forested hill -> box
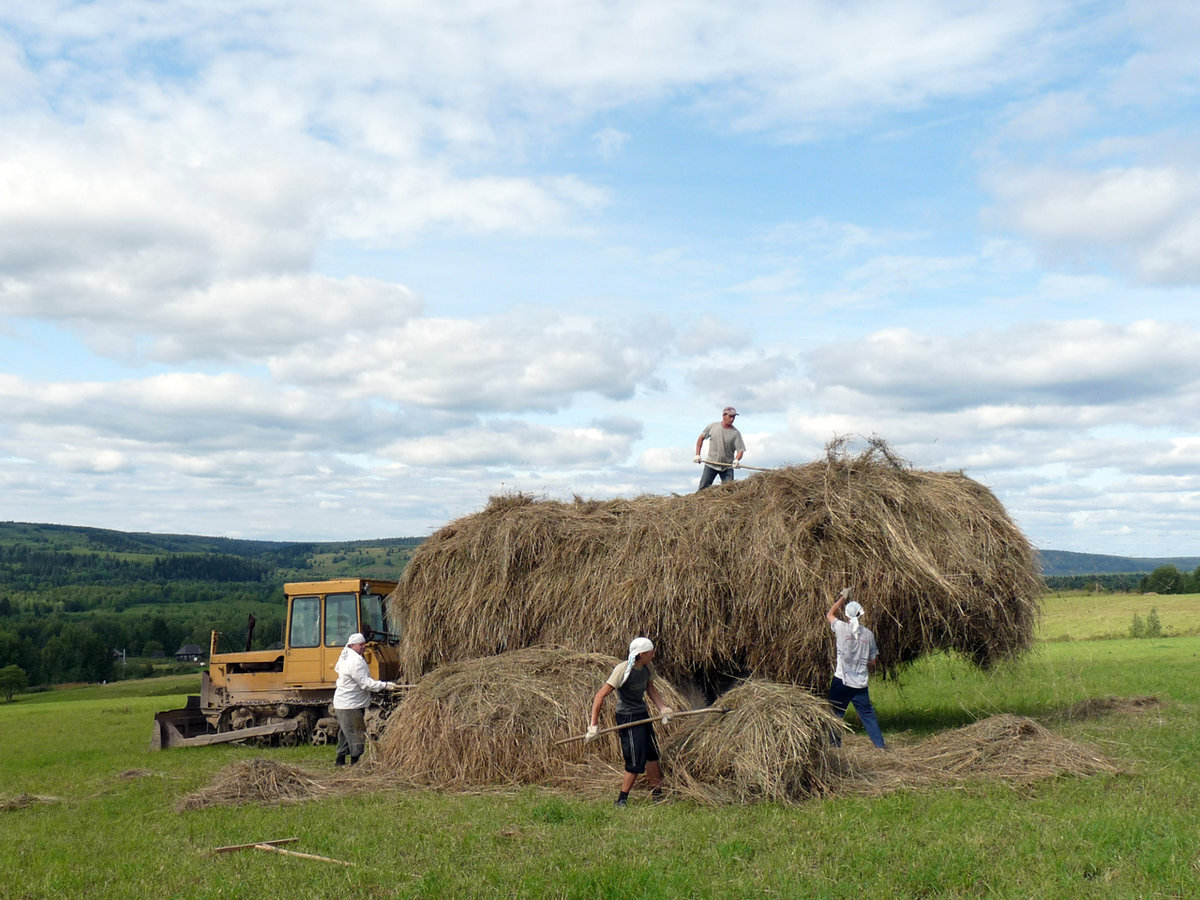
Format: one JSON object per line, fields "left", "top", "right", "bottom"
{"left": 0, "top": 521, "right": 424, "bottom": 688}
{"left": 1038, "top": 549, "right": 1200, "bottom": 577}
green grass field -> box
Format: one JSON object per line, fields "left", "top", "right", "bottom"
{"left": 1039, "top": 590, "right": 1200, "bottom": 640}
{"left": 3, "top": 632, "right": 1199, "bottom": 898}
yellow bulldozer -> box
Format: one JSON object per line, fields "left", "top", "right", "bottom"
{"left": 150, "top": 578, "right": 401, "bottom": 750}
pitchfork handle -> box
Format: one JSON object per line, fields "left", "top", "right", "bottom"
{"left": 555, "top": 706, "right": 730, "bottom": 745}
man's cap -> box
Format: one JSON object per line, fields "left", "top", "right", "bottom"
{"left": 347, "top": 632, "right": 367, "bottom": 645}
{"left": 722, "top": 406, "right": 738, "bottom": 416}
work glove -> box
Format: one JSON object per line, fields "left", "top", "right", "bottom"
{"left": 659, "top": 707, "right": 673, "bottom": 725}
{"left": 693, "top": 455, "right": 702, "bottom": 464}
{"left": 839, "top": 587, "right": 852, "bottom": 600}
{"left": 386, "top": 681, "right": 401, "bottom": 691}
{"left": 733, "top": 459, "right": 741, "bottom": 468}
{"left": 584, "top": 724, "right": 599, "bottom": 743}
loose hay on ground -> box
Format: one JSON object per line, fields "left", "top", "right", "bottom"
{"left": 176, "top": 759, "right": 331, "bottom": 811}
{"left": 663, "top": 680, "right": 846, "bottom": 805}
{"left": 836, "top": 714, "right": 1120, "bottom": 795}
{"left": 390, "top": 439, "right": 1043, "bottom": 695}
{"left": 1, "top": 794, "right": 60, "bottom": 811}
{"left": 376, "top": 647, "right": 687, "bottom": 789}
{"left": 1051, "top": 695, "right": 1161, "bottom": 722}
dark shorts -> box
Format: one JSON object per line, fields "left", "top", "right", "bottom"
{"left": 616, "top": 711, "right": 660, "bottom": 774}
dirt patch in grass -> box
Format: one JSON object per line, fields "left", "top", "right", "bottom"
{"left": 118, "top": 768, "right": 155, "bottom": 780}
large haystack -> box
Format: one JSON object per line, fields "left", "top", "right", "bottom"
{"left": 375, "top": 647, "right": 687, "bottom": 788}
{"left": 390, "top": 440, "right": 1042, "bottom": 694}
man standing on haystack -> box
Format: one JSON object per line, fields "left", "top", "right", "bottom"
{"left": 694, "top": 406, "right": 746, "bottom": 491}
{"left": 826, "top": 589, "right": 887, "bottom": 749}
{"left": 332, "top": 632, "right": 400, "bottom": 766}
{"left": 586, "top": 637, "right": 673, "bottom": 807}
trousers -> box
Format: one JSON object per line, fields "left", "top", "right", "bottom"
{"left": 828, "top": 676, "right": 886, "bottom": 748}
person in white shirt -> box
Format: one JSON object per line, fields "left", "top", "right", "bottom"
{"left": 825, "top": 589, "right": 886, "bottom": 748}
{"left": 332, "top": 632, "right": 399, "bottom": 765}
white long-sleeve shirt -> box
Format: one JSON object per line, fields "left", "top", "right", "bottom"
{"left": 332, "top": 646, "right": 389, "bottom": 710}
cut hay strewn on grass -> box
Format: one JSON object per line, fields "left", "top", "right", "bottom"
{"left": 663, "top": 680, "right": 846, "bottom": 805}
{"left": 175, "top": 759, "right": 329, "bottom": 811}
{"left": 1052, "top": 695, "right": 1161, "bottom": 722}
{"left": 389, "top": 439, "right": 1043, "bottom": 693}
{"left": 376, "top": 647, "right": 687, "bottom": 788}
{"left": 1, "top": 794, "right": 60, "bottom": 812}
{"left": 837, "top": 714, "right": 1120, "bottom": 795}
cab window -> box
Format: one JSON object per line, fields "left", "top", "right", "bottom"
{"left": 289, "top": 595, "right": 320, "bottom": 648}
{"left": 325, "top": 593, "right": 358, "bottom": 646}
{"left": 360, "top": 592, "right": 388, "bottom": 637}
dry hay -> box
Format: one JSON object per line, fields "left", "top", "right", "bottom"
{"left": 836, "top": 714, "right": 1119, "bottom": 795}
{"left": 1, "top": 794, "right": 60, "bottom": 812}
{"left": 376, "top": 647, "right": 687, "bottom": 789}
{"left": 1051, "top": 695, "right": 1161, "bottom": 722}
{"left": 176, "top": 759, "right": 330, "bottom": 811}
{"left": 662, "top": 680, "right": 846, "bottom": 805}
{"left": 389, "top": 439, "right": 1042, "bottom": 694}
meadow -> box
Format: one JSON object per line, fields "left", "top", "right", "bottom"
{"left": 2, "top": 599, "right": 1199, "bottom": 898}
{"left": 1039, "top": 589, "right": 1200, "bottom": 640}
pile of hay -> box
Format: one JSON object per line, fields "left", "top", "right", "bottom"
{"left": 663, "top": 680, "right": 846, "bottom": 805}
{"left": 899, "top": 714, "right": 1120, "bottom": 783}
{"left": 375, "top": 647, "right": 687, "bottom": 788}
{"left": 1051, "top": 695, "right": 1161, "bottom": 722}
{"left": 836, "top": 714, "right": 1120, "bottom": 795}
{"left": 175, "top": 759, "right": 329, "bottom": 811}
{"left": 390, "top": 439, "right": 1042, "bottom": 693}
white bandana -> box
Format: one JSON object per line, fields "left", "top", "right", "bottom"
{"left": 621, "top": 637, "right": 654, "bottom": 685}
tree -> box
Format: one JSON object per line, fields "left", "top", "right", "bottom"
{"left": 0, "top": 664, "right": 28, "bottom": 701}
{"left": 1130, "top": 612, "right": 1145, "bottom": 639}
{"left": 1145, "top": 608, "right": 1163, "bottom": 638}
{"left": 1141, "top": 565, "right": 1182, "bottom": 595}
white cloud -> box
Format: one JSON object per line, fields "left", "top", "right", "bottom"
{"left": 397, "top": 420, "right": 632, "bottom": 468}
{"left": 267, "top": 311, "right": 669, "bottom": 412}
{"left": 592, "top": 127, "right": 630, "bottom": 159}
{"left": 808, "top": 320, "right": 1200, "bottom": 413}
{"left": 986, "top": 164, "right": 1200, "bottom": 285}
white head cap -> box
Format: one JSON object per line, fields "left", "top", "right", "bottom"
{"left": 629, "top": 637, "right": 654, "bottom": 656}
{"left": 347, "top": 632, "right": 367, "bottom": 645}
{"left": 620, "top": 637, "right": 654, "bottom": 685}
{"left": 844, "top": 601, "right": 863, "bottom": 636}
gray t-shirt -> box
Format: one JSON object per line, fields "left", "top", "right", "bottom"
{"left": 831, "top": 620, "right": 878, "bottom": 689}
{"left": 699, "top": 422, "right": 746, "bottom": 465}
{"left": 606, "top": 661, "right": 657, "bottom": 716}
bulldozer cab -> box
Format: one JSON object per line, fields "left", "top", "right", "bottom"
{"left": 284, "top": 579, "right": 399, "bottom": 685}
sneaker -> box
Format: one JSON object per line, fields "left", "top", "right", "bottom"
{"left": 651, "top": 789, "right": 665, "bottom": 803}
{"left": 614, "top": 797, "right": 627, "bottom": 808}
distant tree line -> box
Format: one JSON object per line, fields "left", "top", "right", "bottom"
{"left": 0, "top": 547, "right": 269, "bottom": 590}
{"left": 1043, "top": 565, "right": 1200, "bottom": 594}
{"left": 0, "top": 586, "right": 284, "bottom": 688}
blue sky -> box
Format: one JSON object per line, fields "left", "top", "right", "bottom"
{"left": 2, "top": 1, "right": 1199, "bottom": 556}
